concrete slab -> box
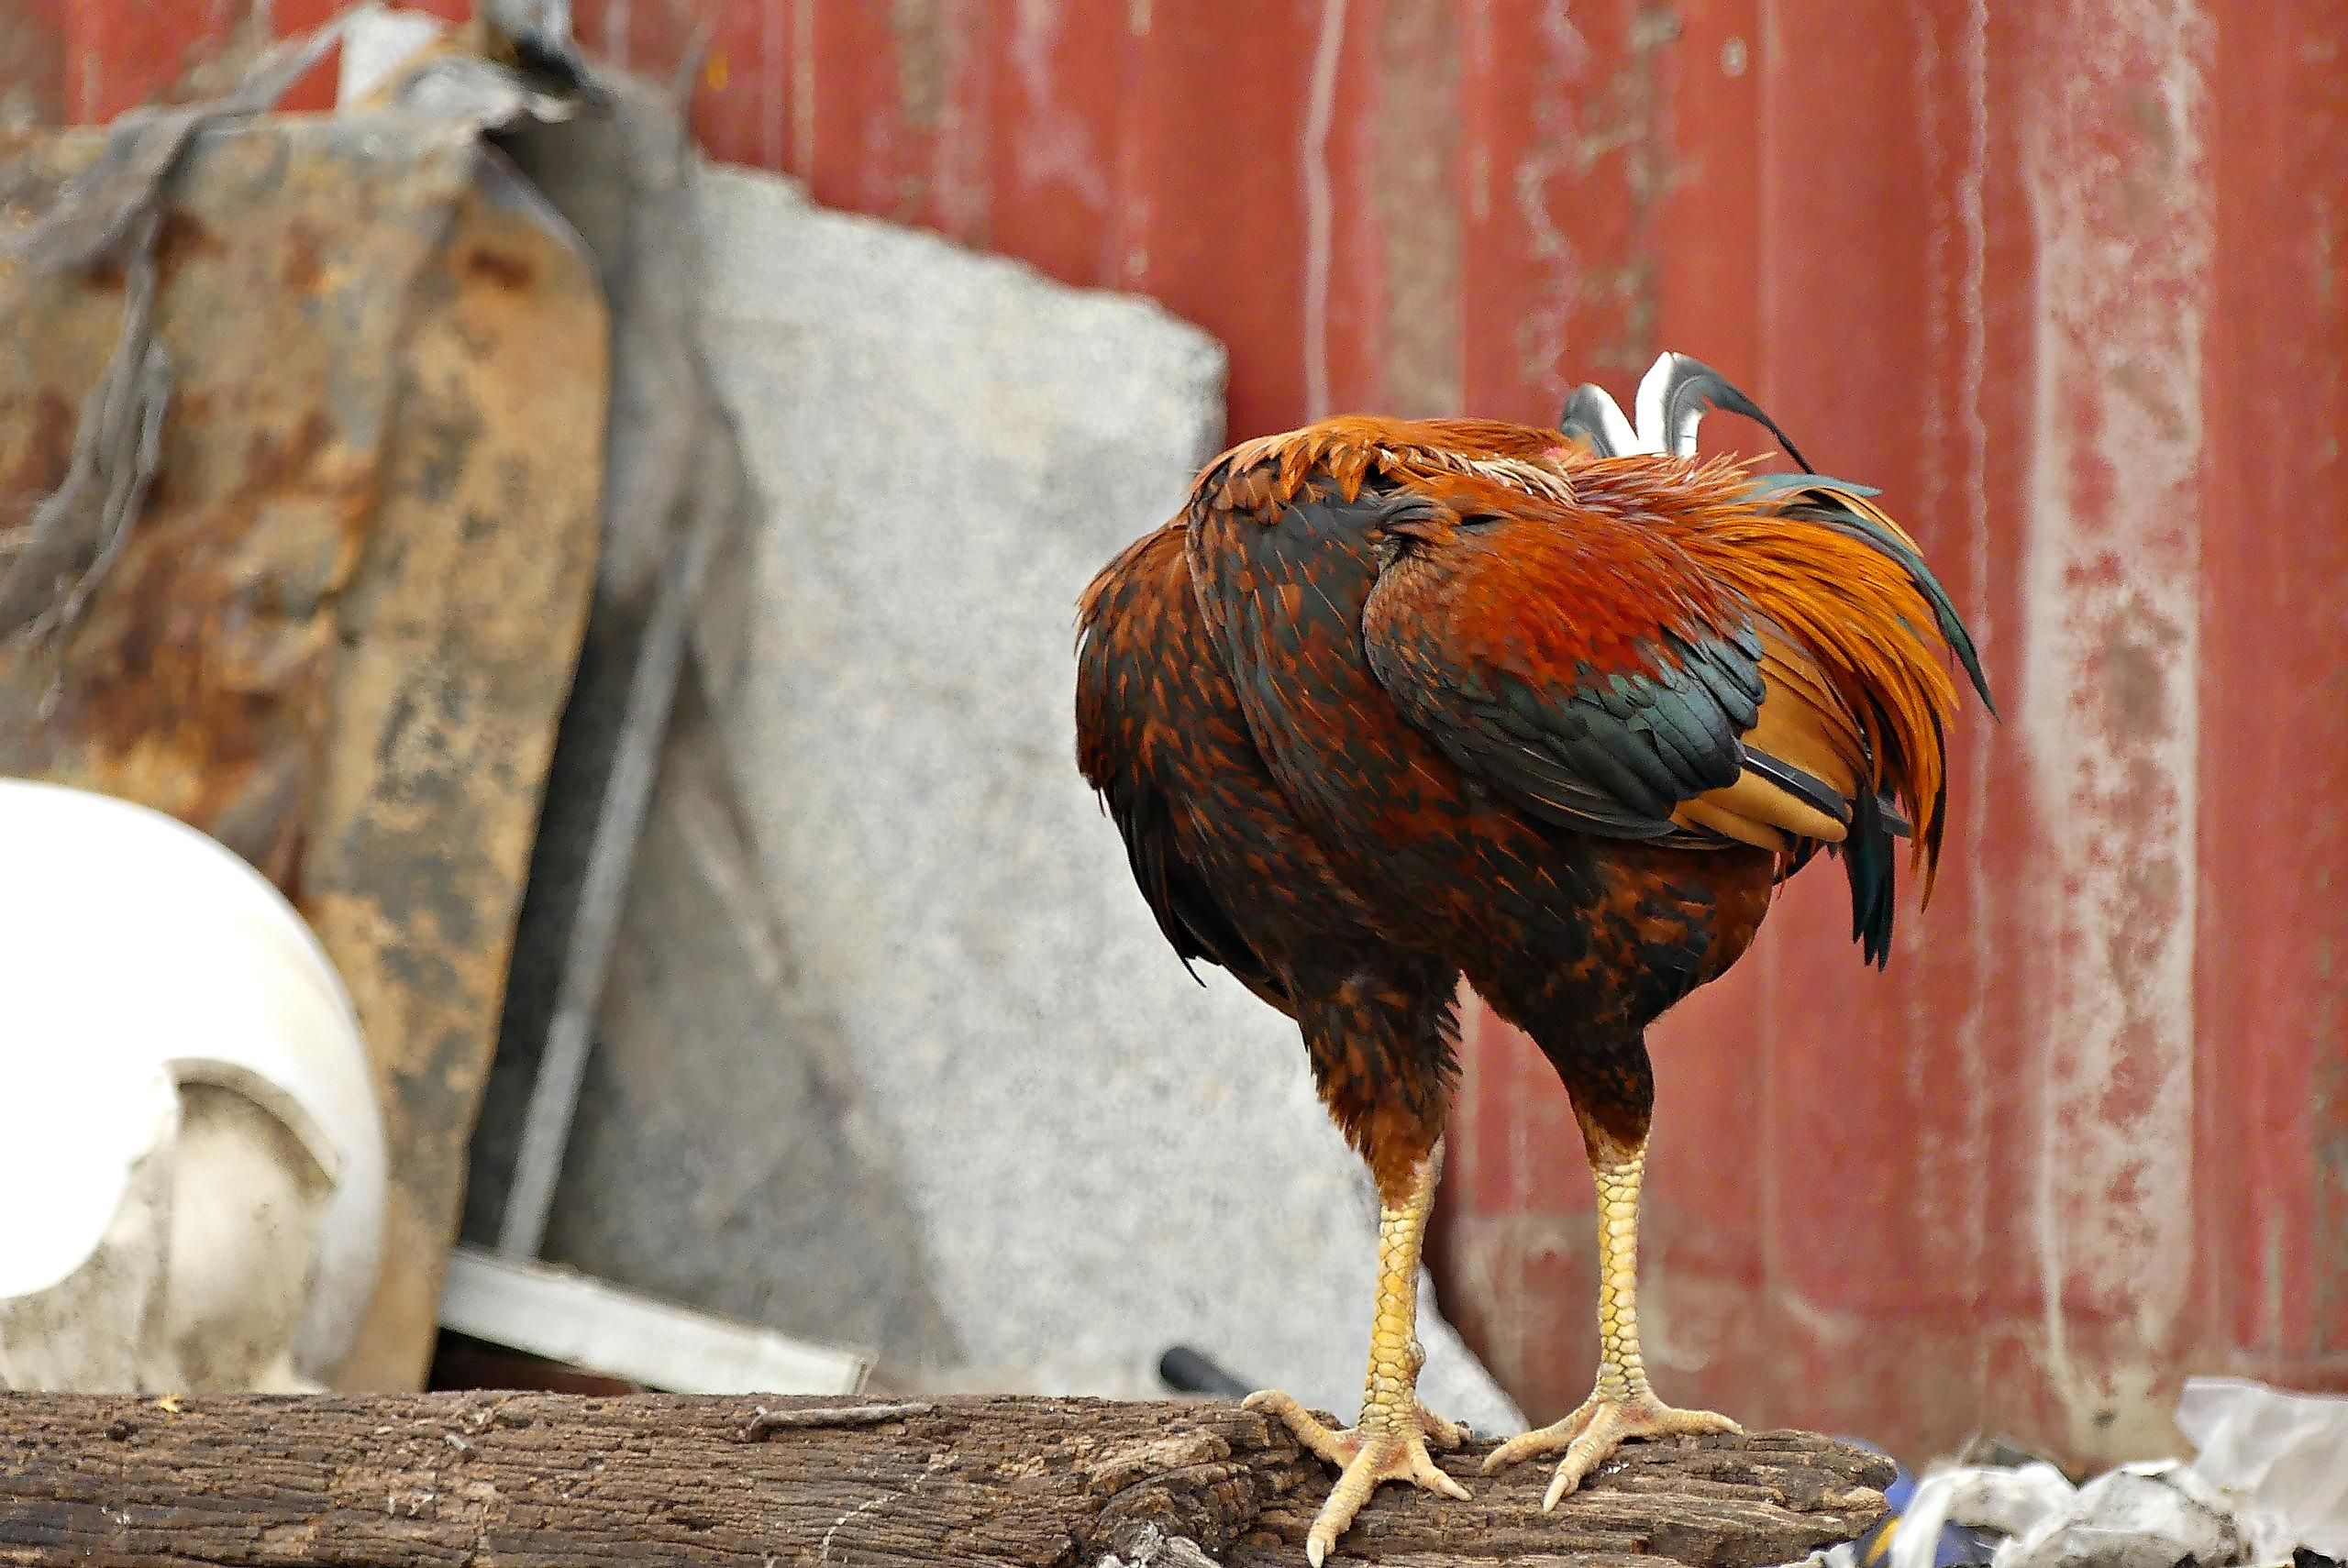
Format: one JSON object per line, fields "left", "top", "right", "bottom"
{"left": 683, "top": 163, "right": 1523, "bottom": 1430}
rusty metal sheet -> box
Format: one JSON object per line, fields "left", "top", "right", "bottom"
{"left": 1445, "top": 0, "right": 2345, "bottom": 1470}
{"left": 28, "top": 0, "right": 2348, "bottom": 1464}
{"left": 0, "top": 116, "right": 606, "bottom": 1388}
{"left": 675, "top": 0, "right": 2345, "bottom": 1470}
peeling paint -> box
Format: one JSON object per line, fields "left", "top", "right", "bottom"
{"left": 2019, "top": 0, "right": 2210, "bottom": 1460}
{"left": 1010, "top": 0, "right": 1109, "bottom": 215}
{"left": 1506, "top": 2, "right": 1678, "bottom": 395}
{"left": 1370, "top": 2, "right": 1461, "bottom": 417}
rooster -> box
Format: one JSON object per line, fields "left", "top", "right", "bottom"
{"left": 1075, "top": 353, "right": 1992, "bottom": 1563}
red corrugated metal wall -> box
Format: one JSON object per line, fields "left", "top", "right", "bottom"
{"left": 16, "top": 0, "right": 2344, "bottom": 1468}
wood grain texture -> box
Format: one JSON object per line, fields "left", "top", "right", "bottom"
{"left": 0, "top": 1393, "right": 1891, "bottom": 1568}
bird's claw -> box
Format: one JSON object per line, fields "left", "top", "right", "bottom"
{"left": 1245, "top": 1389, "right": 1472, "bottom": 1565}
{"left": 1480, "top": 1392, "right": 1740, "bottom": 1510}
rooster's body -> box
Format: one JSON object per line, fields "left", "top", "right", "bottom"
{"left": 1075, "top": 356, "right": 1990, "bottom": 1563}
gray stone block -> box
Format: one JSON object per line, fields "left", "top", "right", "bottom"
{"left": 541, "top": 681, "right": 958, "bottom": 1367}
{"left": 683, "top": 163, "right": 1523, "bottom": 1431}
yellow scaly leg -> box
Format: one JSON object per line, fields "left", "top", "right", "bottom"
{"left": 1479, "top": 1135, "right": 1741, "bottom": 1508}
{"left": 1245, "top": 1141, "right": 1471, "bottom": 1565}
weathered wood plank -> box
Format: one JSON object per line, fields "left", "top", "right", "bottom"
{"left": 0, "top": 1393, "right": 1891, "bottom": 1568}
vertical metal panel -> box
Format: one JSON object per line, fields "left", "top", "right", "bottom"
{"left": 2198, "top": 0, "right": 2348, "bottom": 1378}
{"left": 1752, "top": 0, "right": 2028, "bottom": 1455}
{"left": 2010, "top": 0, "right": 2210, "bottom": 1463}
{"left": 17, "top": 0, "right": 2346, "bottom": 1466}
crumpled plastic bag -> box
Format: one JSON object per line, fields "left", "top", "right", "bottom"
{"left": 2176, "top": 1377, "right": 2348, "bottom": 1563}
{"left": 1986, "top": 1462, "right": 2243, "bottom": 1568}
{"left": 1887, "top": 1463, "right": 2080, "bottom": 1568}
{"left": 1784, "top": 1379, "right": 2347, "bottom": 1568}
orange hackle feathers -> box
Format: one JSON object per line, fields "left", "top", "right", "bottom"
{"left": 1678, "top": 491, "right": 1967, "bottom": 896}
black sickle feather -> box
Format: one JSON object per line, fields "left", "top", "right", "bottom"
{"left": 1651, "top": 354, "right": 1817, "bottom": 472}
{"left": 1558, "top": 383, "right": 1629, "bottom": 456}
{"left": 1843, "top": 774, "right": 1897, "bottom": 968}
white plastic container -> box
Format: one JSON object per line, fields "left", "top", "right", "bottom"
{"left": 0, "top": 777, "right": 387, "bottom": 1392}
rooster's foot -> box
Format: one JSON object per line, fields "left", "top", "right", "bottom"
{"left": 1245, "top": 1388, "right": 1470, "bottom": 1565}
{"left": 1480, "top": 1391, "right": 1740, "bottom": 1510}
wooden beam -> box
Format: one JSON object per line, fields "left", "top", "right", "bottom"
{"left": 0, "top": 1393, "right": 1889, "bottom": 1567}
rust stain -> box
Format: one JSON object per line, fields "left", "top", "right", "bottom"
{"left": 282, "top": 218, "right": 326, "bottom": 293}
{"left": 231, "top": 408, "right": 336, "bottom": 504}
{"left": 0, "top": 387, "right": 74, "bottom": 525}
{"left": 154, "top": 206, "right": 226, "bottom": 275}
{"left": 2097, "top": 607, "right": 2181, "bottom": 735}
{"left": 460, "top": 246, "right": 536, "bottom": 292}
{"left": 1506, "top": 2, "right": 1682, "bottom": 397}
